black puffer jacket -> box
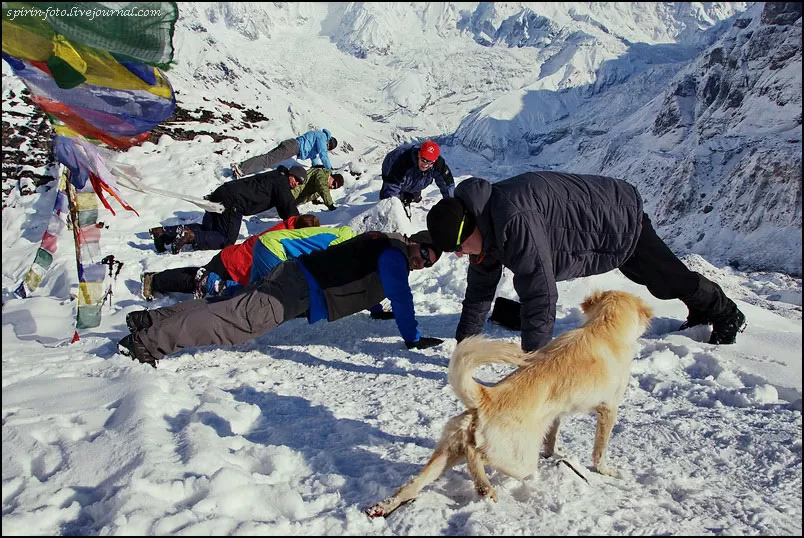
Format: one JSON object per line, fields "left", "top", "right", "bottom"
{"left": 206, "top": 167, "right": 300, "bottom": 219}
{"left": 455, "top": 173, "right": 643, "bottom": 351}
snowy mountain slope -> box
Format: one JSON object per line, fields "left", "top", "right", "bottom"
{"left": 454, "top": 2, "right": 802, "bottom": 275}
{"left": 2, "top": 4, "right": 802, "bottom": 536}
{"left": 6, "top": 1, "right": 798, "bottom": 279}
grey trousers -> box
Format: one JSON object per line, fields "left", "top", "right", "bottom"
{"left": 237, "top": 138, "right": 299, "bottom": 176}
{"left": 136, "top": 261, "right": 310, "bottom": 359}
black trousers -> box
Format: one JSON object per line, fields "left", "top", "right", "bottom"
{"left": 619, "top": 213, "right": 735, "bottom": 319}
{"left": 193, "top": 208, "right": 243, "bottom": 250}
{"left": 160, "top": 208, "right": 243, "bottom": 252}
{"left": 151, "top": 253, "right": 232, "bottom": 295}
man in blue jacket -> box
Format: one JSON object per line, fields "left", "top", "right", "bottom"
{"left": 233, "top": 129, "right": 337, "bottom": 178}
{"left": 426, "top": 173, "right": 747, "bottom": 351}
{"left": 380, "top": 140, "right": 455, "bottom": 206}
{"left": 119, "top": 231, "right": 444, "bottom": 368}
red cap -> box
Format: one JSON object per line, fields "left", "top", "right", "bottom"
{"left": 419, "top": 140, "right": 440, "bottom": 161}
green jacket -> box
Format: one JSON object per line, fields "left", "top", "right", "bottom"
{"left": 292, "top": 168, "right": 335, "bottom": 208}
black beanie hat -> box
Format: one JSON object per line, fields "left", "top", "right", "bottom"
{"left": 427, "top": 198, "right": 475, "bottom": 252}
{"left": 288, "top": 165, "right": 307, "bottom": 184}
{"left": 409, "top": 230, "right": 442, "bottom": 262}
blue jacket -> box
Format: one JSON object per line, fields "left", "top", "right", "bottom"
{"left": 295, "top": 232, "right": 422, "bottom": 343}
{"left": 301, "top": 248, "right": 420, "bottom": 342}
{"left": 296, "top": 129, "right": 333, "bottom": 169}
{"left": 380, "top": 145, "right": 455, "bottom": 200}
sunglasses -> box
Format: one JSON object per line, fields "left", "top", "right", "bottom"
{"left": 419, "top": 155, "right": 435, "bottom": 166}
{"left": 419, "top": 244, "right": 434, "bottom": 267}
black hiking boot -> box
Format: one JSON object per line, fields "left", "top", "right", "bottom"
{"left": 678, "top": 310, "right": 711, "bottom": 331}
{"left": 171, "top": 225, "right": 195, "bottom": 255}
{"left": 126, "top": 310, "right": 152, "bottom": 332}
{"left": 709, "top": 309, "right": 747, "bottom": 345}
{"left": 150, "top": 227, "right": 169, "bottom": 253}
{"left": 118, "top": 334, "right": 159, "bottom": 368}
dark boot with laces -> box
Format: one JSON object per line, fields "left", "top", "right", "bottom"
{"left": 126, "top": 310, "right": 153, "bottom": 332}
{"left": 118, "top": 333, "right": 158, "bottom": 368}
{"left": 709, "top": 308, "right": 747, "bottom": 345}
{"left": 171, "top": 225, "right": 195, "bottom": 255}
{"left": 150, "top": 227, "right": 172, "bottom": 253}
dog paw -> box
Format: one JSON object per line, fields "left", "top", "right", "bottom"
{"left": 365, "top": 497, "right": 412, "bottom": 518}
{"left": 476, "top": 485, "right": 498, "bottom": 503}
{"left": 595, "top": 463, "right": 619, "bottom": 478}
{"left": 364, "top": 503, "right": 387, "bottom": 519}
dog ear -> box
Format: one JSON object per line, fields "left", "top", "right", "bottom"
{"left": 638, "top": 301, "right": 654, "bottom": 323}
{"left": 581, "top": 290, "right": 606, "bottom": 313}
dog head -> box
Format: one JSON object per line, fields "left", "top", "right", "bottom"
{"left": 581, "top": 290, "right": 654, "bottom": 337}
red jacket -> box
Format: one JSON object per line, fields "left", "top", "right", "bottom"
{"left": 219, "top": 216, "right": 302, "bottom": 284}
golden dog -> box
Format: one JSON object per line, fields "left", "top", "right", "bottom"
{"left": 366, "top": 290, "right": 653, "bottom": 518}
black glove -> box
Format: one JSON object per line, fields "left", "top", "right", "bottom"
{"left": 405, "top": 337, "right": 443, "bottom": 350}
{"left": 370, "top": 310, "right": 395, "bottom": 320}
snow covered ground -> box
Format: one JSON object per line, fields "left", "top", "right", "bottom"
{"left": 2, "top": 3, "right": 801, "bottom": 535}
{"left": 3, "top": 130, "right": 801, "bottom": 534}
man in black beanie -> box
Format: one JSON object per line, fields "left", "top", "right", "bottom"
{"left": 120, "top": 231, "right": 444, "bottom": 368}
{"left": 426, "top": 173, "right": 746, "bottom": 352}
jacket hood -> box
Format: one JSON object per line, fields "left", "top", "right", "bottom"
{"left": 455, "top": 177, "right": 493, "bottom": 247}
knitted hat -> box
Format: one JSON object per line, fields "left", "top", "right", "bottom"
{"left": 426, "top": 198, "right": 475, "bottom": 252}
{"left": 409, "top": 230, "right": 442, "bottom": 262}
{"left": 419, "top": 140, "right": 440, "bottom": 161}
{"left": 288, "top": 165, "right": 307, "bottom": 184}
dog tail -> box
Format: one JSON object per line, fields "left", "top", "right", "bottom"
{"left": 448, "top": 335, "right": 530, "bottom": 408}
